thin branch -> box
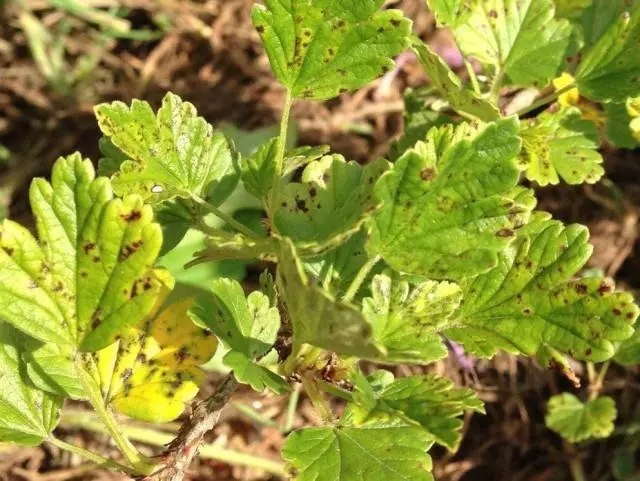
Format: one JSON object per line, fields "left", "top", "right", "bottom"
{"left": 146, "top": 374, "right": 240, "bottom": 481}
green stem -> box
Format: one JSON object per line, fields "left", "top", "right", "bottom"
{"left": 569, "top": 456, "right": 587, "bottom": 481}
{"left": 191, "top": 195, "right": 261, "bottom": 240}
{"left": 60, "top": 411, "right": 285, "bottom": 476}
{"left": 342, "top": 255, "right": 381, "bottom": 303}
{"left": 268, "top": 89, "right": 294, "bottom": 219}
{"left": 47, "top": 437, "right": 137, "bottom": 475}
{"left": 76, "top": 358, "right": 155, "bottom": 475}
{"left": 589, "top": 361, "right": 611, "bottom": 401}
{"left": 284, "top": 384, "right": 302, "bottom": 433}
{"left": 517, "top": 83, "right": 576, "bottom": 116}
{"left": 489, "top": 69, "right": 505, "bottom": 102}
{"left": 465, "top": 59, "right": 482, "bottom": 95}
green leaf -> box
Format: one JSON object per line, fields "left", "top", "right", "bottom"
{"left": 154, "top": 200, "right": 193, "bottom": 256}
{"left": 0, "top": 323, "right": 61, "bottom": 446}
{"left": 275, "top": 155, "right": 388, "bottom": 246}
{"left": 368, "top": 118, "right": 535, "bottom": 280}
{"left": 277, "top": 238, "right": 381, "bottom": 358}
{"left": 554, "top": 0, "right": 592, "bottom": 20}
{"left": 240, "top": 140, "right": 330, "bottom": 200}
{"left": 428, "top": 0, "right": 478, "bottom": 26}
{"left": 95, "top": 92, "right": 238, "bottom": 204}
{"left": 546, "top": 393, "right": 616, "bottom": 442}
{"left": 578, "top": 0, "right": 638, "bottom": 49}
{"left": 0, "top": 154, "right": 166, "bottom": 352}
{"left": 431, "top": 0, "right": 574, "bottom": 87}
{"left": 352, "top": 373, "right": 483, "bottom": 451}
{"left": 191, "top": 278, "right": 287, "bottom": 394}
{"left": 189, "top": 230, "right": 278, "bottom": 265}
{"left": 389, "top": 88, "right": 451, "bottom": 161}
{"left": 615, "top": 317, "right": 640, "bottom": 365}
{"left": 412, "top": 40, "right": 500, "bottom": 121}
{"left": 605, "top": 100, "right": 640, "bottom": 149}
{"left": 21, "top": 341, "right": 84, "bottom": 399}
{"left": 303, "top": 229, "right": 372, "bottom": 298}
{"left": 362, "top": 274, "right": 462, "bottom": 364}
{"left": 96, "top": 296, "right": 218, "bottom": 423}
{"left": 282, "top": 419, "right": 434, "bottom": 481}
{"left": 575, "top": 6, "right": 640, "bottom": 102}
{"left": 253, "top": 0, "right": 412, "bottom": 100}
{"left": 518, "top": 107, "right": 603, "bottom": 186}
{"left": 223, "top": 351, "right": 288, "bottom": 394}
{"left": 446, "top": 214, "right": 639, "bottom": 361}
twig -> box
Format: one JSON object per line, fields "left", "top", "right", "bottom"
{"left": 146, "top": 374, "right": 239, "bottom": 481}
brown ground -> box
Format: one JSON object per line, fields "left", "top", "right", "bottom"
{"left": 1, "top": 1, "right": 640, "bottom": 481}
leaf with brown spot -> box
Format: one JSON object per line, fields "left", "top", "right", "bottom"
{"left": 0, "top": 154, "right": 167, "bottom": 354}
{"left": 95, "top": 92, "right": 238, "bottom": 205}
{"left": 447, "top": 213, "right": 639, "bottom": 361}
{"left": 253, "top": 0, "right": 411, "bottom": 100}
{"left": 96, "top": 296, "right": 217, "bottom": 423}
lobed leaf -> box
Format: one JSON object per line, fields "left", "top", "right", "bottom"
{"left": 578, "top": 0, "right": 639, "bottom": 50}
{"left": 429, "top": 0, "right": 575, "bottom": 87}
{"left": 96, "top": 295, "right": 217, "bottom": 423}
{"left": 253, "top": 0, "right": 412, "bottom": 100}
{"left": 0, "top": 154, "right": 166, "bottom": 352}
{"left": 518, "top": 107, "right": 603, "bottom": 186}
{"left": 576, "top": 6, "right": 640, "bottom": 102}
{"left": 362, "top": 273, "right": 462, "bottom": 364}
{"left": 446, "top": 214, "right": 638, "bottom": 361}
{"left": 0, "top": 323, "right": 61, "bottom": 446}
{"left": 368, "top": 118, "right": 535, "bottom": 281}
{"left": 277, "top": 238, "right": 381, "bottom": 358}
{"left": 191, "top": 278, "right": 287, "bottom": 394}
{"left": 546, "top": 393, "right": 616, "bottom": 442}
{"left": 351, "top": 372, "right": 484, "bottom": 451}
{"left": 95, "top": 92, "right": 237, "bottom": 204}
{"left": 282, "top": 418, "right": 434, "bottom": 481}
{"left": 274, "top": 155, "right": 388, "bottom": 247}
{"left": 412, "top": 39, "right": 499, "bottom": 121}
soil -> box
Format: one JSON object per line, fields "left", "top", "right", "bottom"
{"left": 1, "top": 1, "right": 640, "bottom": 481}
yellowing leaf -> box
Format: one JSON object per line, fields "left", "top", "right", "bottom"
{"left": 96, "top": 295, "right": 217, "bottom": 423}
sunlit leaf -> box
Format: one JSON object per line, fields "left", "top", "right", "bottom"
{"left": 96, "top": 295, "right": 217, "bottom": 423}
{"left": 253, "top": 0, "right": 412, "bottom": 100}
{"left": 368, "top": 118, "right": 535, "bottom": 280}
{"left": 0, "top": 154, "right": 166, "bottom": 352}
{"left": 412, "top": 39, "right": 499, "bottom": 121}
{"left": 351, "top": 372, "right": 483, "bottom": 451}
{"left": 274, "top": 155, "right": 387, "bottom": 248}
{"left": 446, "top": 214, "right": 638, "bottom": 361}
{"left": 362, "top": 274, "right": 462, "bottom": 364}
{"left": 0, "top": 323, "right": 61, "bottom": 446}
{"left": 546, "top": 393, "right": 616, "bottom": 442}
{"left": 191, "top": 278, "right": 287, "bottom": 394}
{"left": 429, "top": 0, "right": 575, "bottom": 87}
{"left": 95, "top": 92, "right": 238, "bottom": 204}
{"left": 282, "top": 417, "right": 434, "bottom": 481}
{"left": 518, "top": 107, "right": 603, "bottom": 186}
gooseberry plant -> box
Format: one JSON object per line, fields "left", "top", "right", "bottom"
{"left": 2, "top": 0, "right": 640, "bottom": 480}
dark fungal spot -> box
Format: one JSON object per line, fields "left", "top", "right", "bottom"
{"left": 496, "top": 228, "right": 515, "bottom": 238}
{"left": 420, "top": 167, "right": 435, "bottom": 181}
{"left": 83, "top": 243, "right": 96, "bottom": 254}
{"left": 175, "top": 347, "right": 189, "bottom": 364}
{"left": 390, "top": 18, "right": 401, "bottom": 27}
{"left": 613, "top": 308, "right": 622, "bottom": 316}
{"left": 575, "top": 284, "right": 588, "bottom": 295}
{"left": 336, "top": 19, "right": 345, "bottom": 28}
{"left": 122, "top": 210, "right": 142, "bottom": 222}
{"left": 295, "top": 198, "right": 309, "bottom": 213}
{"left": 585, "top": 348, "right": 592, "bottom": 356}
{"left": 2, "top": 246, "right": 14, "bottom": 256}
{"left": 598, "top": 281, "right": 613, "bottom": 294}
{"left": 121, "top": 368, "right": 133, "bottom": 381}
{"left": 137, "top": 353, "right": 147, "bottom": 364}
{"left": 339, "top": 88, "right": 348, "bottom": 94}
{"left": 309, "top": 186, "right": 317, "bottom": 198}
{"left": 627, "top": 312, "right": 635, "bottom": 320}
{"left": 488, "top": 9, "right": 497, "bottom": 18}
{"left": 256, "top": 25, "right": 265, "bottom": 34}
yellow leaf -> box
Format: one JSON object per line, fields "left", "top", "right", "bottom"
{"left": 97, "top": 296, "right": 217, "bottom": 423}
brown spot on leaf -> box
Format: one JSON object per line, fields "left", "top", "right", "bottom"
{"left": 420, "top": 167, "right": 435, "bottom": 181}
{"left": 496, "top": 228, "right": 515, "bottom": 238}
{"left": 575, "top": 284, "right": 588, "bottom": 295}
{"left": 122, "top": 210, "right": 142, "bottom": 222}
{"left": 83, "top": 243, "right": 96, "bottom": 254}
